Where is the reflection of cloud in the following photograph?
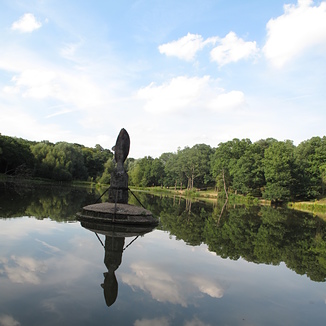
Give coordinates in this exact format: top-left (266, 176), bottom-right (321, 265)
top-left (0, 217), bottom-right (62, 240)
top-left (0, 255), bottom-right (47, 284)
top-left (35, 239), bottom-right (61, 253)
top-left (121, 262), bottom-right (187, 306)
top-left (121, 262), bottom-right (225, 307)
top-left (190, 276), bottom-right (224, 298)
top-left (134, 317), bottom-right (170, 326)
top-left (0, 314), bottom-right (20, 326)
top-left (184, 317), bottom-right (211, 326)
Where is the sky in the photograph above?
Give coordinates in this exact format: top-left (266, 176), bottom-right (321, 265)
top-left (0, 0), bottom-right (326, 158)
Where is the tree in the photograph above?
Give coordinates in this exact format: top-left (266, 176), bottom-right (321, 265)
top-left (128, 156), bottom-right (155, 187)
top-left (0, 135), bottom-right (35, 176)
top-left (99, 158), bottom-right (115, 184)
top-left (151, 158), bottom-right (165, 187)
top-left (82, 144), bottom-right (113, 181)
top-left (232, 140), bottom-right (274, 196)
top-left (263, 140), bottom-right (297, 202)
top-left (211, 138), bottom-right (251, 194)
top-left (296, 136), bottom-right (326, 198)
top-left (163, 151), bottom-right (186, 189)
top-left (179, 144), bottom-right (214, 189)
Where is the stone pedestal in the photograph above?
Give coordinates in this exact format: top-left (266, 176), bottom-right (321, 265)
top-left (108, 171), bottom-right (129, 204)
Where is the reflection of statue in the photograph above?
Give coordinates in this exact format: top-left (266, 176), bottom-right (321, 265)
top-left (101, 236), bottom-right (125, 307)
top-left (80, 222), bottom-right (155, 308)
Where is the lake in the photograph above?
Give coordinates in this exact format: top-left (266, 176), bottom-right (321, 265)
top-left (1, 181), bottom-right (326, 326)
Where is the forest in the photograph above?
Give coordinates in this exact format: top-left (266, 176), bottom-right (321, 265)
top-left (1, 133), bottom-right (326, 202)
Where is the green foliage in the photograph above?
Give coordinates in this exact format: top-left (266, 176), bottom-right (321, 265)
top-left (263, 140), bottom-right (297, 202)
top-left (0, 135), bottom-right (35, 176)
top-left (211, 138), bottom-right (252, 192)
top-left (99, 158), bottom-right (115, 184)
top-left (128, 144), bottom-right (214, 190)
top-left (295, 136), bottom-right (326, 198)
top-left (2, 131), bottom-right (326, 202)
top-left (0, 134), bottom-right (112, 183)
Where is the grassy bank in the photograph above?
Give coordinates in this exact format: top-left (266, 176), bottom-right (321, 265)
top-left (288, 198), bottom-right (326, 220)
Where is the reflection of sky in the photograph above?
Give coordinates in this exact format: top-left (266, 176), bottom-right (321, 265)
top-left (1, 217), bottom-right (326, 326)
top-left (121, 262), bottom-right (225, 307)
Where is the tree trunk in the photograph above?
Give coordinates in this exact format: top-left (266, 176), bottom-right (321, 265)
top-left (222, 169), bottom-right (228, 200)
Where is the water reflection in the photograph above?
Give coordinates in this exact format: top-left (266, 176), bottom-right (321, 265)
top-left (1, 183), bottom-right (326, 325)
top-left (0, 181), bottom-right (101, 220)
top-left (80, 222), bottom-right (156, 307)
top-left (130, 193), bottom-right (326, 282)
top-left (1, 181), bottom-right (326, 283)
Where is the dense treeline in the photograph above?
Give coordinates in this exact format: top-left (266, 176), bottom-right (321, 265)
top-left (0, 134), bottom-right (113, 182)
top-left (128, 137), bottom-right (326, 202)
top-left (1, 133), bottom-right (326, 202)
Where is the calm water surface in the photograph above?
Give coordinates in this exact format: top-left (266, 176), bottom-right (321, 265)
top-left (1, 182), bottom-right (326, 325)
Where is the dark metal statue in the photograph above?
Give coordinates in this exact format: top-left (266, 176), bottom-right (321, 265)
top-left (112, 128), bottom-right (130, 174)
top-left (108, 128), bottom-right (130, 204)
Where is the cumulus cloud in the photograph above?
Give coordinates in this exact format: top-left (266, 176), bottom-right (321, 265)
top-left (208, 90), bottom-right (245, 112)
top-left (159, 32), bottom-right (257, 66)
top-left (263, 0), bottom-right (326, 68)
top-left (137, 75), bottom-right (245, 114)
top-left (11, 13), bottom-right (42, 33)
top-left (210, 32), bottom-right (258, 66)
top-left (3, 63), bottom-right (104, 109)
top-left (158, 33), bottom-right (218, 61)
top-left (137, 76), bottom-right (210, 113)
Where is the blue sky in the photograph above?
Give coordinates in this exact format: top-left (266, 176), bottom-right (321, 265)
top-left (1, 0), bottom-right (326, 158)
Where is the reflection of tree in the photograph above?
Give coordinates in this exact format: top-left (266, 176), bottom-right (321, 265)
top-left (3, 183), bottom-right (326, 283)
top-left (0, 182), bottom-right (100, 221)
top-left (205, 206), bottom-right (326, 282)
top-left (131, 193), bottom-right (326, 282)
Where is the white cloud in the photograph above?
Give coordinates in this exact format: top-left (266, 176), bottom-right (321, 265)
top-left (60, 40), bottom-right (84, 61)
top-left (158, 33), bottom-right (218, 61)
top-left (11, 13), bottom-right (42, 33)
top-left (137, 76), bottom-right (210, 113)
top-left (208, 90), bottom-right (245, 112)
top-left (0, 315), bottom-right (20, 326)
top-left (137, 75), bottom-right (245, 114)
top-left (0, 107), bottom-right (72, 144)
top-left (263, 0), bottom-right (326, 68)
top-left (210, 32), bottom-right (258, 66)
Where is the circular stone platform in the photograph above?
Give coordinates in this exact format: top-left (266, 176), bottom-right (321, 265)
top-left (76, 202), bottom-right (159, 226)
